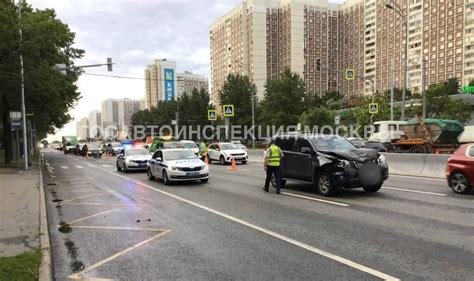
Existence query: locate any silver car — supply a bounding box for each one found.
[147,149,209,185]
[116,148,152,172]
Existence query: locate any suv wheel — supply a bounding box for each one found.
[316,172,337,196]
[116,162,122,171]
[363,183,382,193]
[449,172,471,194]
[220,156,226,165]
[270,175,286,188]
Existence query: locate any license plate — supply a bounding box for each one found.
[186,172,199,176]
[139,163,147,167]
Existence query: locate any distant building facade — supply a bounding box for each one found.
[210,0,474,105]
[76,117,89,140]
[176,71,209,98]
[88,110,101,139]
[145,59,177,109]
[101,99,141,140]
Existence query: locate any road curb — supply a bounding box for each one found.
[38,153,53,281]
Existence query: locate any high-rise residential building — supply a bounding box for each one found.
[101,98,141,139]
[145,59,177,109]
[144,60,210,109]
[176,71,209,98]
[76,117,89,140]
[210,0,474,105]
[88,110,101,139]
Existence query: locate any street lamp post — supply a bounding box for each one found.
[18,0,28,170]
[385,1,408,121]
[234,60,255,149]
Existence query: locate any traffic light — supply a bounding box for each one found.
[316,59,321,71]
[107,57,113,72]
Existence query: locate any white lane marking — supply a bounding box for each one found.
[383,186,446,197]
[89,163,399,280]
[74,165,83,169]
[87,163,96,167]
[281,192,350,207]
[101,164,112,168]
[390,174,444,182]
[60,166,69,170]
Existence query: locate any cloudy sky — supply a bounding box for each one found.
[28,0,344,140]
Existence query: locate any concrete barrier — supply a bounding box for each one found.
[247,149,448,179]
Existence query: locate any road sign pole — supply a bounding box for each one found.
[225,118,230,141]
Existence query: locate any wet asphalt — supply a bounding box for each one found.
[41,149,474,280]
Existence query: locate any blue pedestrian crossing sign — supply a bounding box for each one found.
[208,110,217,121]
[369,103,379,114]
[223,104,234,117]
[345,68,355,80]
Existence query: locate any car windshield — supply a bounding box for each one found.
[183,142,198,149]
[220,143,237,150]
[125,149,149,156]
[87,144,100,149]
[163,150,198,161]
[310,135,356,152]
[163,141,185,148]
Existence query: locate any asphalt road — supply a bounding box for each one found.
[41,149,474,280]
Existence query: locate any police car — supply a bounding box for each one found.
[147,149,209,185]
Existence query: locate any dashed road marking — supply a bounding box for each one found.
[89,162,399,281]
[67,227,170,280]
[383,186,446,197]
[59,192,107,203]
[74,165,83,169]
[281,192,350,207]
[67,208,122,224]
[101,164,112,168]
[60,165,69,169]
[390,174,445,182]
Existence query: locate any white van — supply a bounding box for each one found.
[458,126,474,144]
[369,121,406,144]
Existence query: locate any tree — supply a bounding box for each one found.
[260,68,306,127]
[178,87,212,126]
[219,74,257,126]
[0,1,84,163]
[423,79,471,123]
[299,107,336,131]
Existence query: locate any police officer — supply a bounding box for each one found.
[198,140,207,161]
[263,140,283,194]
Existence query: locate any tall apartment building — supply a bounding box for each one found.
[76,117,89,141]
[210,0,474,104]
[88,110,101,139]
[144,60,210,109]
[101,99,140,139]
[145,59,177,109]
[176,71,209,98]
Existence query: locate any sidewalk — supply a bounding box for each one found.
[0,167,40,257]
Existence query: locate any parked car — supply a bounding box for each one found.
[116,148,152,172]
[207,142,248,165]
[272,133,389,196]
[74,142,86,155]
[446,144,474,194]
[181,140,199,155]
[231,141,248,151]
[105,142,124,156]
[85,143,102,158]
[147,149,209,184]
[364,141,388,153]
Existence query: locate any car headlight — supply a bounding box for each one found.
[125,159,131,164]
[169,166,177,171]
[377,155,387,166]
[337,159,350,168]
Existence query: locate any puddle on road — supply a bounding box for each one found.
[58,222,73,233]
[64,239,85,273]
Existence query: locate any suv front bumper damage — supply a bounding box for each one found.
[331,164,389,189]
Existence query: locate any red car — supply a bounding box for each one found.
[446,144,474,194]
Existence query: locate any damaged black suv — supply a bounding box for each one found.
[272,133,389,196]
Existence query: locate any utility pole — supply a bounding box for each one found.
[18,0,28,170]
[390,57,394,121]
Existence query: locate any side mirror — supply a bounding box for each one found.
[301,147,313,155]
